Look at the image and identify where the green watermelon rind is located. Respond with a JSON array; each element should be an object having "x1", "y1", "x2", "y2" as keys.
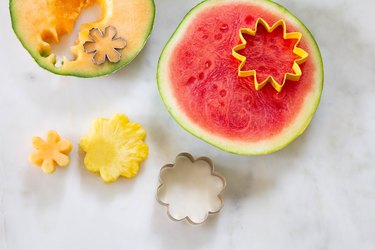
[
  {"x1": 157, "y1": 0, "x2": 324, "y2": 155},
  {"x1": 9, "y1": 0, "x2": 156, "y2": 78}
]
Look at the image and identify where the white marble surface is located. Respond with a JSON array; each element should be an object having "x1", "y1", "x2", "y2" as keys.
[{"x1": 0, "y1": 0, "x2": 375, "y2": 249}]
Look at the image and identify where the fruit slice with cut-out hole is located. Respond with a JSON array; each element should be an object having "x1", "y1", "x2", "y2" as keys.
[
  {"x1": 157, "y1": 0, "x2": 324, "y2": 155},
  {"x1": 10, "y1": 0, "x2": 155, "y2": 77}
]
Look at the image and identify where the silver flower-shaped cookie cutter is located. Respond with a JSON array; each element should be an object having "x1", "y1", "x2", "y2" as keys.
[
  {"x1": 83, "y1": 26, "x2": 127, "y2": 65},
  {"x1": 157, "y1": 153, "x2": 226, "y2": 225}
]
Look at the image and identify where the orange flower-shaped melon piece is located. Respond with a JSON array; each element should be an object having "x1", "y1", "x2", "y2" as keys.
[{"x1": 29, "y1": 130, "x2": 73, "y2": 174}]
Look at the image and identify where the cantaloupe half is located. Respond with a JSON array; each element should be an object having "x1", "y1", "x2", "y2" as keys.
[{"x1": 10, "y1": 0, "x2": 155, "y2": 77}]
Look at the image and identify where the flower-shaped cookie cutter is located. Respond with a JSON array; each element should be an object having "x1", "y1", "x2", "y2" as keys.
[
  {"x1": 83, "y1": 26, "x2": 127, "y2": 65},
  {"x1": 157, "y1": 153, "x2": 226, "y2": 225},
  {"x1": 232, "y1": 18, "x2": 309, "y2": 92}
]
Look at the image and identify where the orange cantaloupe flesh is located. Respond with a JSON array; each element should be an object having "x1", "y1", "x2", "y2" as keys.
[{"x1": 10, "y1": 0, "x2": 155, "y2": 77}]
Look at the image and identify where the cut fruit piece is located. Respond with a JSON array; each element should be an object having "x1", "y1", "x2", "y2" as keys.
[
  {"x1": 29, "y1": 130, "x2": 73, "y2": 174},
  {"x1": 80, "y1": 114, "x2": 149, "y2": 183},
  {"x1": 157, "y1": 0, "x2": 324, "y2": 155},
  {"x1": 10, "y1": 0, "x2": 155, "y2": 77}
]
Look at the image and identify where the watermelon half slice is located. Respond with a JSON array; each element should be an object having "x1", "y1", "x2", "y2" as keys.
[{"x1": 157, "y1": 0, "x2": 324, "y2": 155}]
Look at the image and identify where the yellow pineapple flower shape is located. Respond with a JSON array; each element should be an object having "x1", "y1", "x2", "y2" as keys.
[
  {"x1": 29, "y1": 130, "x2": 73, "y2": 174},
  {"x1": 80, "y1": 114, "x2": 149, "y2": 183}
]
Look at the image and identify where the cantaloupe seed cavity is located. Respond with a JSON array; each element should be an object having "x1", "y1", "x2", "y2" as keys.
[{"x1": 39, "y1": 0, "x2": 103, "y2": 68}]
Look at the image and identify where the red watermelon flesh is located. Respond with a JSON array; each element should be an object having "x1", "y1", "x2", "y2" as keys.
[
  {"x1": 169, "y1": 4, "x2": 315, "y2": 141},
  {"x1": 240, "y1": 26, "x2": 300, "y2": 84}
]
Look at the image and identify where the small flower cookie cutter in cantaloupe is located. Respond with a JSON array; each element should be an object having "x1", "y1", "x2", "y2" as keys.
[
  {"x1": 29, "y1": 130, "x2": 73, "y2": 174},
  {"x1": 157, "y1": 153, "x2": 226, "y2": 225},
  {"x1": 80, "y1": 114, "x2": 149, "y2": 183},
  {"x1": 83, "y1": 26, "x2": 127, "y2": 65}
]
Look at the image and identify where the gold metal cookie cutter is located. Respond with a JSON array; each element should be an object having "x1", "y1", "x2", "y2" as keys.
[{"x1": 232, "y1": 18, "x2": 309, "y2": 92}]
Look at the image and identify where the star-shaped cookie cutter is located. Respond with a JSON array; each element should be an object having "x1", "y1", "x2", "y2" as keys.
[{"x1": 232, "y1": 18, "x2": 309, "y2": 92}]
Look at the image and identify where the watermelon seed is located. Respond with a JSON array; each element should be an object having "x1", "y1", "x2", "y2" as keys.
[
  {"x1": 220, "y1": 24, "x2": 229, "y2": 32},
  {"x1": 245, "y1": 15, "x2": 254, "y2": 25},
  {"x1": 187, "y1": 76, "x2": 196, "y2": 85},
  {"x1": 199, "y1": 72, "x2": 205, "y2": 80},
  {"x1": 202, "y1": 34, "x2": 209, "y2": 40},
  {"x1": 214, "y1": 34, "x2": 223, "y2": 40},
  {"x1": 205, "y1": 61, "x2": 212, "y2": 68}
]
